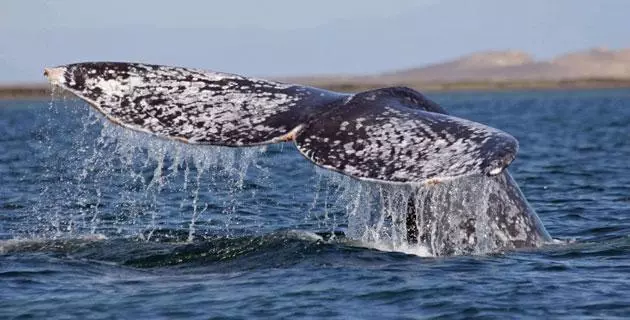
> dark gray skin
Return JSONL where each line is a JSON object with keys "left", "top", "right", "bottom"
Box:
{"left": 405, "top": 171, "right": 551, "bottom": 256}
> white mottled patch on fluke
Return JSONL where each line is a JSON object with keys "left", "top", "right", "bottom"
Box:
{"left": 44, "top": 67, "right": 65, "bottom": 85}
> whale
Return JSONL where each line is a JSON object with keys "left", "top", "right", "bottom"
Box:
{"left": 43, "top": 62, "right": 551, "bottom": 256}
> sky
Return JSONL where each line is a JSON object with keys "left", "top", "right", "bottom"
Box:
{"left": 1, "top": 0, "right": 628, "bottom": 83}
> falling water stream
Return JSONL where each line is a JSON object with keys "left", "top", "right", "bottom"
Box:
{"left": 32, "top": 103, "right": 271, "bottom": 241}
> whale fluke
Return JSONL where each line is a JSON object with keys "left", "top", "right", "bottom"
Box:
{"left": 45, "top": 62, "right": 518, "bottom": 185}
{"left": 295, "top": 88, "right": 518, "bottom": 184}
{"left": 44, "top": 62, "right": 346, "bottom": 146}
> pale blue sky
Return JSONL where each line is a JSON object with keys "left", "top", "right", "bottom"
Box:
{"left": 1, "top": 0, "right": 628, "bottom": 83}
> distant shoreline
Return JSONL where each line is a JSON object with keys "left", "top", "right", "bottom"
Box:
{"left": 2, "top": 78, "right": 630, "bottom": 99}
{"left": 302, "top": 78, "right": 630, "bottom": 94}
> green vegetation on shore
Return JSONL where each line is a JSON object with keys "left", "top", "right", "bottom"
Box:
{"left": 2, "top": 78, "right": 630, "bottom": 100}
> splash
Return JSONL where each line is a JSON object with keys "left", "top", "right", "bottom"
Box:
{"left": 28, "top": 97, "right": 542, "bottom": 258}
{"left": 29, "top": 98, "right": 271, "bottom": 241}
{"left": 313, "top": 169, "right": 535, "bottom": 257}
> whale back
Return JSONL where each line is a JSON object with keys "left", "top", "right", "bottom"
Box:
{"left": 406, "top": 171, "right": 551, "bottom": 256}
{"left": 346, "top": 171, "right": 552, "bottom": 256}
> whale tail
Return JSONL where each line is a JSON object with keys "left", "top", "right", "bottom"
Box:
{"left": 45, "top": 62, "right": 518, "bottom": 185}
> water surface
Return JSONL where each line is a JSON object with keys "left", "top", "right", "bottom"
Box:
{"left": 1, "top": 89, "right": 629, "bottom": 318}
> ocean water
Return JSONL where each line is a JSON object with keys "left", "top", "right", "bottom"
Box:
{"left": 1, "top": 89, "right": 629, "bottom": 319}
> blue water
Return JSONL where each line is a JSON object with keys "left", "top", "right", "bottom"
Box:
{"left": 1, "top": 89, "right": 629, "bottom": 319}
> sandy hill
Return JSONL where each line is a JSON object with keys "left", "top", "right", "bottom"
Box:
{"left": 289, "top": 47, "right": 630, "bottom": 86}
{"left": 384, "top": 47, "right": 630, "bottom": 82}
